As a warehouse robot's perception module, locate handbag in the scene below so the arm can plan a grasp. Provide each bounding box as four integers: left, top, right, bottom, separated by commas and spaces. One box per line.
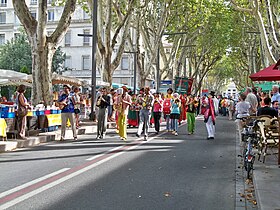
17, 94, 28, 117
18, 105, 27, 117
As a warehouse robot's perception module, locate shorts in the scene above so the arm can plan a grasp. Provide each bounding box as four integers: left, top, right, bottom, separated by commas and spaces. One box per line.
74, 109, 80, 114
170, 113, 180, 119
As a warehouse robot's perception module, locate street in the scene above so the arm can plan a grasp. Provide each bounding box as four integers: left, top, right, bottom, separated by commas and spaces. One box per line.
0, 116, 237, 210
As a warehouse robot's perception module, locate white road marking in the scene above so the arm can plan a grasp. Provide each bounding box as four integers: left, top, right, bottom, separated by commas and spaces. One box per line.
0, 168, 70, 199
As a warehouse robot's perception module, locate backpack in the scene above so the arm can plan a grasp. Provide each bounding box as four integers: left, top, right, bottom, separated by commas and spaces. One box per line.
163, 98, 171, 114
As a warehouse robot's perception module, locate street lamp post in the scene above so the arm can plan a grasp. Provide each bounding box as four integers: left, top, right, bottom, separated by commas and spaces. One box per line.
78, 0, 98, 121
91, 0, 98, 121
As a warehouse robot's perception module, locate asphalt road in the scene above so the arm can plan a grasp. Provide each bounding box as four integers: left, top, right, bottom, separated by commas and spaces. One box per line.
0, 116, 236, 210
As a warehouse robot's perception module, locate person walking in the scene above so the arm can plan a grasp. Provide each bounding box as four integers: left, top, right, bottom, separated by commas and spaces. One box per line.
179, 94, 187, 125
170, 93, 181, 136
153, 92, 163, 134
163, 88, 173, 131
235, 93, 250, 142
204, 91, 217, 140
245, 87, 258, 115
136, 87, 154, 140
127, 93, 139, 127
57, 84, 77, 141
228, 96, 235, 120
116, 86, 132, 141
186, 95, 198, 135
16, 85, 30, 140
96, 87, 110, 139
72, 86, 82, 129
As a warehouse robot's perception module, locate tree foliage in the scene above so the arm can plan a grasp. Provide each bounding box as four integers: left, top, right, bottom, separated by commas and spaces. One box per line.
0, 32, 66, 75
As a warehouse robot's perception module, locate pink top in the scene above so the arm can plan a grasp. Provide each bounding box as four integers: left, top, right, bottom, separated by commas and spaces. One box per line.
153, 99, 163, 112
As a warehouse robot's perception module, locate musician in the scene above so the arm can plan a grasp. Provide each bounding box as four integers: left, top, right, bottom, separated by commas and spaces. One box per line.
136, 86, 154, 140
116, 86, 132, 141
57, 84, 77, 141
96, 87, 110, 139
186, 95, 198, 135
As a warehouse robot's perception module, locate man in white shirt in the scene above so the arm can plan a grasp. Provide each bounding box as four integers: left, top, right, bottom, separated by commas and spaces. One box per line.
271, 85, 280, 103
245, 87, 258, 115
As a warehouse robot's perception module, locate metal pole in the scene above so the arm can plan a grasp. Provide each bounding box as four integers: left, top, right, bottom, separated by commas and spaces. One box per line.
91, 0, 97, 121
156, 46, 160, 91
133, 52, 137, 93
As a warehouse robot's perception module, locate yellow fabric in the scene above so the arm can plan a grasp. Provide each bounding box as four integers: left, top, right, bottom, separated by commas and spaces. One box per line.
0, 118, 7, 137
46, 114, 62, 126
118, 114, 127, 139
165, 94, 174, 99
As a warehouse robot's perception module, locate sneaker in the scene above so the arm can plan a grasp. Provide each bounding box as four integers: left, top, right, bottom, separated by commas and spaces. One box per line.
172, 131, 176, 134
175, 132, 178, 136
136, 133, 140, 138
73, 137, 78, 141
96, 136, 101, 140
188, 132, 192, 135
60, 137, 65, 141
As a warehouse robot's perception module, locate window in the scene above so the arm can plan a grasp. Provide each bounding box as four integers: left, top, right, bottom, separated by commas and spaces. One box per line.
65, 56, 71, 68
83, 29, 90, 46
0, 34, 5, 45
83, 11, 90, 20
82, 56, 90, 70
14, 33, 20, 39
47, 0, 53, 4
30, 10, 37, 19
121, 56, 129, 70
30, 0, 37, 5
48, 10, 54, 21
64, 31, 71, 46
0, 0, 7, 7
0, 12, 6, 24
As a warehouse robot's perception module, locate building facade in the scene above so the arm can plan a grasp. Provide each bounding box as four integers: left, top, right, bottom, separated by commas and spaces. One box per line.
0, 0, 137, 87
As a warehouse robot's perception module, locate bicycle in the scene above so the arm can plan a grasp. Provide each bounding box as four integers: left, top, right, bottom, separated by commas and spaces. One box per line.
240, 117, 260, 179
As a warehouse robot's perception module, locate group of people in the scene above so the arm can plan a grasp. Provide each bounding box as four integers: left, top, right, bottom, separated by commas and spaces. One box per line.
94, 86, 220, 141
235, 85, 280, 141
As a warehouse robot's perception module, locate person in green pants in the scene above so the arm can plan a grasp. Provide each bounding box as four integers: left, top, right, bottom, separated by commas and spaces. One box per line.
186, 95, 198, 135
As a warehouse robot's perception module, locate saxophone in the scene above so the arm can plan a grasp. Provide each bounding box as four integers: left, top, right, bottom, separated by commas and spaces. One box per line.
116, 95, 123, 113
96, 96, 102, 107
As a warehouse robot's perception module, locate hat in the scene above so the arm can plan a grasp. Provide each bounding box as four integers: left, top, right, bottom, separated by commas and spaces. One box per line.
210, 91, 215, 96
63, 84, 71, 90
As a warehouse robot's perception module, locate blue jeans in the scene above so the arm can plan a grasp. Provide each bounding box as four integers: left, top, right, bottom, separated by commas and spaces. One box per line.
171, 119, 178, 132
165, 114, 171, 130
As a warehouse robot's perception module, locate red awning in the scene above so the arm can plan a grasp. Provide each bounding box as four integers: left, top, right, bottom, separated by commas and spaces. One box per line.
249, 64, 280, 81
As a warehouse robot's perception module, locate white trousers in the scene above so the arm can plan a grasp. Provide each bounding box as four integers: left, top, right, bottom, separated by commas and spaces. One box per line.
206, 116, 215, 138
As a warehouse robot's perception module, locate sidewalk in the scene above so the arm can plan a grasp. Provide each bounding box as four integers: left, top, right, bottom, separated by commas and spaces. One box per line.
0, 119, 98, 152
253, 151, 280, 210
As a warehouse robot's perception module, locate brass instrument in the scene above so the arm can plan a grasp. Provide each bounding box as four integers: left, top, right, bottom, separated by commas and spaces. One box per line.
116, 95, 123, 113
96, 96, 102, 107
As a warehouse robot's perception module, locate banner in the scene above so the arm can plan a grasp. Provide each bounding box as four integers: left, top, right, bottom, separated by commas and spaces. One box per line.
159, 80, 172, 93
46, 114, 62, 126
174, 77, 193, 94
